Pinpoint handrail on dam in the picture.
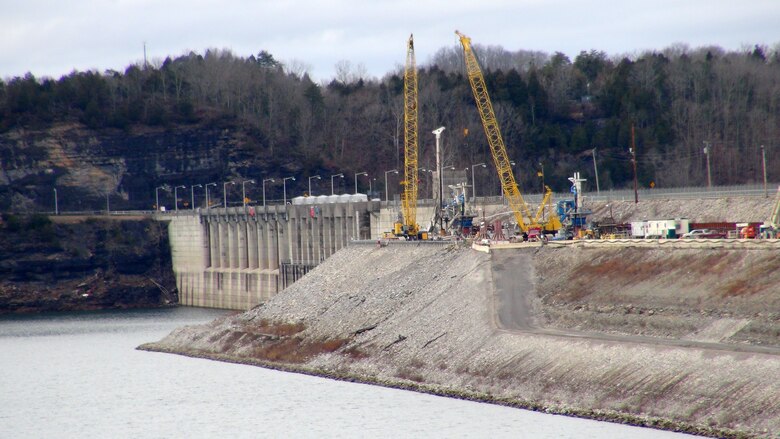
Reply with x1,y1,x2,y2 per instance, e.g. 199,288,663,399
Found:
350,239,459,247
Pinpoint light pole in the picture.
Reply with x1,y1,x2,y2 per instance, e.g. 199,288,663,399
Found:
331,173,344,195
282,176,295,205
308,175,321,196
53,188,58,215
242,180,255,208
432,127,445,209
421,169,433,199
205,183,217,211
190,184,202,210
384,169,398,202
174,185,186,212
471,163,486,202
223,181,235,209
155,185,167,212
354,172,367,194
761,145,768,198
262,178,275,208
592,148,600,195
703,141,712,190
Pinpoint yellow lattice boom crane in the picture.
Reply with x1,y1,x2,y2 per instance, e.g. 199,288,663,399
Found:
456,30,552,233
395,34,422,238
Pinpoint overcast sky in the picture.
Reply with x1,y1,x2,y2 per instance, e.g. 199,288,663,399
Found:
2,0,779,82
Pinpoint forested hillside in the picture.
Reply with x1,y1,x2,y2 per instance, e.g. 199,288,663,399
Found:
1,43,779,211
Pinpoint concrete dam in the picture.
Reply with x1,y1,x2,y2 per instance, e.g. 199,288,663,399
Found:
166,196,512,310
167,201,378,309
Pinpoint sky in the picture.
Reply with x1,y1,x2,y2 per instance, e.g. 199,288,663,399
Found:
2,0,779,82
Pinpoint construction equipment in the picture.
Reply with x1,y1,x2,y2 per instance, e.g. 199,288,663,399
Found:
394,34,423,239
455,31,552,234
770,185,780,228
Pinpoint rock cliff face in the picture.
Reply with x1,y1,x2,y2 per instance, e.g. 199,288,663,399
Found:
0,215,176,313
0,122,276,212
141,242,780,438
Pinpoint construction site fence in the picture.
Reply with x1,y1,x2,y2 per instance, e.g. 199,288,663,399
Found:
380,183,778,209
350,239,460,247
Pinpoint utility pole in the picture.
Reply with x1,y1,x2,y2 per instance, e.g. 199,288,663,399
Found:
703,141,712,190
631,125,638,204
432,127,445,233
592,147,600,195
761,145,768,198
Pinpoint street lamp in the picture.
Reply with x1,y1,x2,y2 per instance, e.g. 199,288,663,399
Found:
262,178,275,208
155,185,168,212
308,175,321,196
331,173,344,195
761,145,768,198
471,163,486,201
174,185,186,212
282,176,296,205
421,169,433,199
205,183,217,210
384,169,398,202
53,188,58,215
703,141,712,190
242,180,255,208
432,126,445,209
190,184,202,210
223,181,236,209
354,172,367,194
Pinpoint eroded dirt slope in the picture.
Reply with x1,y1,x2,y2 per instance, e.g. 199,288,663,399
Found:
535,246,780,346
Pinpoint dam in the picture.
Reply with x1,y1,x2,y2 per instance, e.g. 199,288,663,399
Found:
165,197,512,310
167,201,378,309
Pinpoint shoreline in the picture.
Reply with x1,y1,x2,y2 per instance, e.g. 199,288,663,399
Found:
137,342,745,438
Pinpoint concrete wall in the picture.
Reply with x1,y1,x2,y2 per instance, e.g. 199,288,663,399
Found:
168,201,378,310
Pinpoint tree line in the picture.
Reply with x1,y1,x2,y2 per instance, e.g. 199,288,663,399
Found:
1,43,779,194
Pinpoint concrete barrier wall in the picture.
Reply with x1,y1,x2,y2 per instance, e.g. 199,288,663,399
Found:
168,201,378,310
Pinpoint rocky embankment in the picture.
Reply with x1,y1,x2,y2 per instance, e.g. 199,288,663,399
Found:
142,242,780,438
0,215,176,313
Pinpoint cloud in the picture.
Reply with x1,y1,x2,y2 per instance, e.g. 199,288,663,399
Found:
1,0,779,81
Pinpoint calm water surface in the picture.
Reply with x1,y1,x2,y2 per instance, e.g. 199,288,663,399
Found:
0,307,694,438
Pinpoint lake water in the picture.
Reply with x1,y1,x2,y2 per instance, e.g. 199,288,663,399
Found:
0,307,694,438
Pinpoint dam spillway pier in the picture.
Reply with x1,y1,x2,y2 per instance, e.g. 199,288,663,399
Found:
167,201,378,309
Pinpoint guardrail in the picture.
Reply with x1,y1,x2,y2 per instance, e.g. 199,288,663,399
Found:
379,183,778,209
10,183,776,217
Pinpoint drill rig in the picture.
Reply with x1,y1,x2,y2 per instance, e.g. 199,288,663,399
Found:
456,30,560,234
394,34,425,239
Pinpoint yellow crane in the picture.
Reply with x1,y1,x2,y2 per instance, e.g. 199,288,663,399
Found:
456,30,556,233
395,34,422,238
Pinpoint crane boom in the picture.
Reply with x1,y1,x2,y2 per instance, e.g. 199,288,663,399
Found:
401,34,420,235
456,30,536,232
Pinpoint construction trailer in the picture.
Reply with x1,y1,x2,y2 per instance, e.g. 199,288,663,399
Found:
630,219,690,239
